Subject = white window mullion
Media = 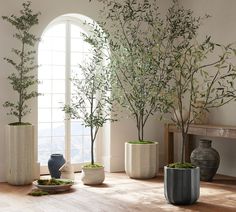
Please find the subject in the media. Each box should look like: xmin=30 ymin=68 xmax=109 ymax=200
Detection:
xmin=38 ymin=16 xmax=102 ymax=174
xmin=65 ymin=21 xmax=71 ymax=161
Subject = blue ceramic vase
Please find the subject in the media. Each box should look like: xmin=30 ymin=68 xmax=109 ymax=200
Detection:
xmin=48 ymin=154 xmax=66 ymax=178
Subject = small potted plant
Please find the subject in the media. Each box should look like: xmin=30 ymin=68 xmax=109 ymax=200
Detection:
xmin=163 ymin=1 xmax=236 ymax=205
xmin=95 ymin=0 xmax=171 ymax=179
xmin=2 ymin=1 xmax=41 ymax=185
xmin=63 ymin=23 xmax=115 ymax=185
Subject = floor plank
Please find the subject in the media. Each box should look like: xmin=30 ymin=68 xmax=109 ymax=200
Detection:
xmin=0 ymin=172 xmax=235 ymax=212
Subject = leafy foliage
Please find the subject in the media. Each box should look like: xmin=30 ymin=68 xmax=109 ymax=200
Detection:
xmin=164 ymin=1 xmax=236 ymax=163
xmin=128 ymin=140 xmax=154 ymax=144
xmin=63 ymin=23 xmax=116 ymax=165
xmin=28 ymin=189 xmax=49 ymax=196
xmin=2 ymin=1 xmax=41 ymax=124
xmin=82 ymin=163 xmax=104 ymax=169
xmin=97 ymin=0 xmax=172 ymax=141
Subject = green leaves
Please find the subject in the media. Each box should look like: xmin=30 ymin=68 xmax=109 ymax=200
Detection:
xmin=64 ymin=22 xmax=115 ymax=144
xmin=159 ymin=0 xmax=236 ymax=163
xmin=2 ymin=1 xmax=41 ymax=123
xmin=2 ymin=1 xmax=40 ymax=32
xmin=96 ymin=0 xmax=171 ymax=141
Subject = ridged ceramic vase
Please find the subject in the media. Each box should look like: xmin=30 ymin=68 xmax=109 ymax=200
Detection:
xmin=48 ymin=154 xmax=66 ymax=178
xmin=164 ymin=166 xmax=200 ymax=205
xmin=190 ymin=139 xmax=220 ymax=181
xmin=125 ymin=142 xmax=159 ymax=179
xmin=6 ymin=125 xmax=35 ymax=185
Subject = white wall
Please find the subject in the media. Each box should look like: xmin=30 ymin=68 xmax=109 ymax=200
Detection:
xmin=0 ymin=0 xmax=172 ymax=181
xmin=179 ymin=0 xmax=236 ymax=177
xmin=1 ymin=0 xmax=235 ymax=181
xmin=0 ymin=0 xmax=102 ymax=182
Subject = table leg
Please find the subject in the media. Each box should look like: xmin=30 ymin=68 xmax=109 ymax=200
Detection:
xmin=185 ymin=134 xmax=193 ymax=162
xmin=164 ymin=124 xmax=174 ymax=164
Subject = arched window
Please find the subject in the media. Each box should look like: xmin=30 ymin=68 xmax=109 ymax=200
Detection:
xmin=38 ymin=14 xmax=95 ymax=173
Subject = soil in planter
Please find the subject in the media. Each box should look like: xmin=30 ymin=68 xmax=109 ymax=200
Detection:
xmin=168 ymin=162 xmax=196 ymax=169
xmin=128 ymin=140 xmax=154 ymax=144
xmin=83 ymin=163 xmax=104 ymax=168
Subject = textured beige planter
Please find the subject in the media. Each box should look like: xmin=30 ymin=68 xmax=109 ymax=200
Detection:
xmin=6 ymin=125 xmax=35 ymax=185
xmin=81 ymin=166 xmax=105 ymax=185
xmin=125 ymin=142 xmax=159 ymax=179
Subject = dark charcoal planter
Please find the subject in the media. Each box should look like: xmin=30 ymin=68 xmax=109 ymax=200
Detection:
xmin=48 ymin=154 xmax=66 ymax=178
xmin=164 ymin=166 xmax=200 ymax=205
xmin=190 ymin=139 xmax=220 ymax=181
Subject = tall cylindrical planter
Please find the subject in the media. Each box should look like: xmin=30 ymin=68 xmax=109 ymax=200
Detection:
xmin=48 ymin=154 xmax=66 ymax=178
xmin=125 ymin=142 xmax=159 ymax=179
xmin=190 ymin=139 xmax=220 ymax=181
xmin=6 ymin=125 xmax=35 ymax=185
xmin=164 ymin=166 xmax=200 ymax=205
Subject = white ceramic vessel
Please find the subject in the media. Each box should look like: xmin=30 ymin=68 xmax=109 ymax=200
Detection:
xmin=81 ymin=166 xmax=105 ymax=185
xmin=125 ymin=142 xmax=159 ymax=179
xmin=59 ymin=161 xmax=75 ymax=180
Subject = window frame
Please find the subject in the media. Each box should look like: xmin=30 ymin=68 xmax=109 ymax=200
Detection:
xmin=38 ymin=15 xmax=98 ymax=174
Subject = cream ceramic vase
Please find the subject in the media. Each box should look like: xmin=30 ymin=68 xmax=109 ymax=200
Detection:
xmin=125 ymin=142 xmax=159 ymax=179
xmin=81 ymin=166 xmax=105 ymax=185
xmin=6 ymin=125 xmax=35 ymax=185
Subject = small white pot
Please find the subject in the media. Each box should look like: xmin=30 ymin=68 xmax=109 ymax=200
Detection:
xmin=125 ymin=142 xmax=159 ymax=179
xmin=6 ymin=125 xmax=35 ymax=185
xmin=81 ymin=166 xmax=105 ymax=185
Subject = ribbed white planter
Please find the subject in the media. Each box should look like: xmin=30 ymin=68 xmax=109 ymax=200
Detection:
xmin=6 ymin=125 xmax=35 ymax=185
xmin=125 ymin=142 xmax=159 ymax=179
xmin=81 ymin=166 xmax=105 ymax=185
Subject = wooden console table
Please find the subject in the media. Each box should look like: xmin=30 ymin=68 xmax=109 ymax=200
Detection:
xmin=164 ymin=123 xmax=236 ymax=164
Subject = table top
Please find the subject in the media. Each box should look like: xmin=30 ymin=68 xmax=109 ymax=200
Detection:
xmin=166 ymin=123 xmax=236 ymax=139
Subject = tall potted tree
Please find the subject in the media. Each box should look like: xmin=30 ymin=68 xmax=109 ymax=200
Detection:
xmin=2 ymin=1 xmax=41 ymax=185
xmin=64 ymin=23 xmax=115 ymax=185
xmin=163 ymin=1 xmax=236 ymax=204
xmin=95 ymin=0 xmax=171 ymax=179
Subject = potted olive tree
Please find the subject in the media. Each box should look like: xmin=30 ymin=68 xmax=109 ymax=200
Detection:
xmin=64 ymin=23 xmax=115 ymax=185
xmin=163 ymin=1 xmax=236 ymax=205
xmin=2 ymin=1 xmax=41 ymax=185
xmin=95 ymin=0 xmax=171 ymax=179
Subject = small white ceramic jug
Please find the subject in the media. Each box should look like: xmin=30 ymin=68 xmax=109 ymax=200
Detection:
xmin=59 ymin=161 xmax=75 ymax=180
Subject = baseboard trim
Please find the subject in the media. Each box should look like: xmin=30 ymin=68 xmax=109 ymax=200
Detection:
xmin=0 ymin=164 xmax=6 ymax=182
xmin=103 ymin=151 xmax=166 ymax=173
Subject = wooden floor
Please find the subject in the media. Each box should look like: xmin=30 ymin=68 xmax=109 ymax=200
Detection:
xmin=0 ymin=172 xmax=236 ymax=212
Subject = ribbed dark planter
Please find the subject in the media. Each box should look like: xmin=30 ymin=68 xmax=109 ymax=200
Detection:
xmin=48 ymin=154 xmax=66 ymax=178
xmin=164 ymin=166 xmax=200 ymax=205
xmin=191 ymin=139 xmax=220 ymax=181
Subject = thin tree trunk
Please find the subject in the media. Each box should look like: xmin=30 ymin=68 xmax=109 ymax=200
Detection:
xmin=181 ymin=133 xmax=186 ymax=164
xmin=137 ymin=115 xmax=141 ymax=141
xmin=90 ymin=90 xmax=94 ymax=165
xmin=91 ymin=138 xmax=94 ymax=165
xmin=141 ymin=114 xmax=144 ymax=141
xmin=138 ymin=127 xmax=141 ymax=141
xmin=19 ymin=41 xmax=25 ymax=124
